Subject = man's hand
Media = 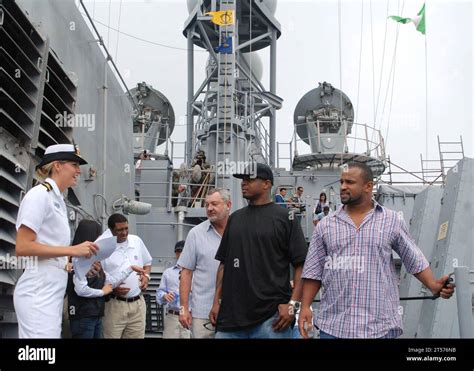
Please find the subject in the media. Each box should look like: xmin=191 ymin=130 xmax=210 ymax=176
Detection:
xmin=65 ymin=261 xmax=74 ymax=273
xmin=102 ymin=283 xmax=113 ymax=296
xmin=86 ymin=261 xmax=101 ymax=278
xmin=209 ymin=302 xmax=220 ymax=326
xmin=130 ymin=265 xmax=145 ymax=275
xmin=272 ymin=303 xmax=294 ymax=331
xmin=113 ymin=284 xmax=130 ymax=297
xmin=179 ymin=306 xmax=193 ymax=329
xmin=130 ymin=265 xmax=147 ymax=290
xmin=298 ymin=305 xmax=314 ymax=339
xmin=139 ymin=273 xmax=149 ymax=290
xmin=431 ymin=275 xmax=455 ymax=299
xmin=163 ymin=292 xmax=175 ymax=303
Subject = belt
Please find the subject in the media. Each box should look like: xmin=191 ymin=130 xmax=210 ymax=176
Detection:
xmin=111 ymin=294 xmax=141 ymax=303
xmin=168 ymin=309 xmax=180 ymax=315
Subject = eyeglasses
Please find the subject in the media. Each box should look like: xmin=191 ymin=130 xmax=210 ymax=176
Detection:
xmin=202 ymin=321 xmax=215 ymax=331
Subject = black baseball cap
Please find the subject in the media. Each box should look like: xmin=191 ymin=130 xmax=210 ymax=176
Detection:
xmin=174 ymin=240 xmax=185 ymax=252
xmin=233 ymin=162 xmax=274 ymax=185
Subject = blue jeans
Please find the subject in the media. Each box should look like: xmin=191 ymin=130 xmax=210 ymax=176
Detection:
xmin=319 ymin=330 xmax=338 ymax=339
xmin=215 ymin=312 xmax=292 ymax=339
xmin=319 ymin=329 xmax=400 ymax=339
xmin=291 ymin=324 xmax=302 ymax=339
xmin=70 ymin=317 xmax=103 ymax=339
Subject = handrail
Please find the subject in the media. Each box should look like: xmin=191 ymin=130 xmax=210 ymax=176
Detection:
xmin=277 ymin=121 xmax=387 ymax=171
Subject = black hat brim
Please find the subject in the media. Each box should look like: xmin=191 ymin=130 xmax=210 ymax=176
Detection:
xmin=36 ymin=152 xmax=88 ymax=170
xmin=233 ymin=173 xmax=253 ymax=179
xmin=233 ymin=173 xmax=273 ymax=184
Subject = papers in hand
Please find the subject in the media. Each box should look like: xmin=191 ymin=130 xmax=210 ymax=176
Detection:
xmin=73 ymin=234 xmax=117 ymax=279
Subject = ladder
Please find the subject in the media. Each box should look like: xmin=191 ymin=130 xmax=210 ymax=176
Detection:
xmin=215 ymin=0 xmax=236 ymax=189
xmin=437 ymin=135 xmax=465 ymax=183
xmin=420 ymin=136 xmax=464 ymax=185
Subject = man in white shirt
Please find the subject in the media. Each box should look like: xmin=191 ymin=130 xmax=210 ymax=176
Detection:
xmin=102 ymin=214 xmax=152 ymax=338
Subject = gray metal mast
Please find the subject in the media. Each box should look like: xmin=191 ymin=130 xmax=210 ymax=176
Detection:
xmin=183 ymin=0 xmax=282 ymax=208
xmin=215 ymin=0 xmax=236 ymax=193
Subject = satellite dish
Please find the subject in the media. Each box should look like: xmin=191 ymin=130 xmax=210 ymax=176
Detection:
xmin=129 ymin=82 xmax=175 ymax=152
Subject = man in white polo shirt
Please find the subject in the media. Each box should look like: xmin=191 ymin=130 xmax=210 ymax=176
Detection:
xmin=102 ymin=213 xmax=152 ymax=338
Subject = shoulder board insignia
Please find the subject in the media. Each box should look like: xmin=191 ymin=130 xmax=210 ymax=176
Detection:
xmin=41 ymin=182 xmax=53 ymax=192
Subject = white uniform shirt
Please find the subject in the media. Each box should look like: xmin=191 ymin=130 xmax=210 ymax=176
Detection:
xmin=14 ymin=177 xmax=70 ymax=338
xmin=102 ymin=234 xmax=152 ymax=298
xmin=16 ymin=177 xmax=70 ymax=268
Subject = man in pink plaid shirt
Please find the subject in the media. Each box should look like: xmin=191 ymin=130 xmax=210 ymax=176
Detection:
xmin=298 ymin=162 xmax=455 ymax=339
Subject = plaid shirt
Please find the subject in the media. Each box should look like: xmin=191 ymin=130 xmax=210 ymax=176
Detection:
xmin=302 ymin=201 xmax=429 ymax=338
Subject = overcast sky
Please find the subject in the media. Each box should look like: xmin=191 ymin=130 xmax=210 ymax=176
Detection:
xmin=80 ymin=0 xmax=472 ymax=174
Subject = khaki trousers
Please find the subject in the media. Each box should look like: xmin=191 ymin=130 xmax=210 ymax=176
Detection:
xmin=162 ymin=312 xmax=191 ymax=339
xmin=103 ymin=296 xmax=146 ymax=339
xmin=191 ymin=317 xmax=215 ymax=339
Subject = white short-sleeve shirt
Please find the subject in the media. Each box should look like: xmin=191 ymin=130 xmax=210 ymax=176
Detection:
xmin=102 ymin=234 xmax=152 ymax=298
xmin=14 ymin=177 xmax=70 ymax=338
xmin=177 ymin=219 xmax=221 ymax=319
xmin=16 ymin=177 xmax=70 ymax=267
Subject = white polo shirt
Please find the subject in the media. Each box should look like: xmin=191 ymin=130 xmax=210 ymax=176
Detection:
xmin=103 ymin=234 xmax=152 ymax=298
xmin=16 ymin=177 xmax=70 ymax=268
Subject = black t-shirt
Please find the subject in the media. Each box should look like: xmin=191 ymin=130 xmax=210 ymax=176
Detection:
xmin=215 ymin=202 xmax=308 ymax=332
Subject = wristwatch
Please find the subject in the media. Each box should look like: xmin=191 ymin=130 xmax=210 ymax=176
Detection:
xmin=143 ymin=273 xmax=151 ymax=280
xmin=288 ymin=300 xmax=301 ymax=311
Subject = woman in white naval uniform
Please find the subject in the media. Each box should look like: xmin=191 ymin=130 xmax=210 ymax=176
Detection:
xmin=14 ymin=144 xmax=98 ymax=338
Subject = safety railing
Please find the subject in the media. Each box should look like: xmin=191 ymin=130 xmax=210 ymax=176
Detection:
xmin=135 ymin=164 xmax=216 ymax=210
xmin=170 ymin=140 xmax=187 ymax=168
xmin=296 ymin=120 xmax=385 ymax=159
xmin=277 ymin=121 xmax=386 ymax=171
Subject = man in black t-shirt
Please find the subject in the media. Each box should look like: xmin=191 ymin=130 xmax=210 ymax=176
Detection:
xmin=209 ymin=162 xmax=308 ymax=338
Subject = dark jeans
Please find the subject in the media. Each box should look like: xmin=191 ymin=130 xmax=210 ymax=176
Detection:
xmin=70 ymin=316 xmax=103 ymax=339
xmin=320 ymin=329 xmax=400 ymax=339
xmin=215 ymin=312 xmax=292 ymax=339
xmin=319 ymin=330 xmax=338 ymax=339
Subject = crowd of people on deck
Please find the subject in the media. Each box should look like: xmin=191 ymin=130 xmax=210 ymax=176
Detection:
xmin=13 ymin=144 xmax=455 ymax=339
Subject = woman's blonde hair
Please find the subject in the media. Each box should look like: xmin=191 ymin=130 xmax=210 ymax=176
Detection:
xmin=35 ymin=162 xmax=56 ymax=182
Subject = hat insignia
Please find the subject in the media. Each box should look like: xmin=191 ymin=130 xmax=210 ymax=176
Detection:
xmin=74 ymin=145 xmax=81 ymax=156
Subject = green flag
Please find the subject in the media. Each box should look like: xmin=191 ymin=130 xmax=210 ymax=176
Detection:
xmin=389 ymin=3 xmax=425 ymax=35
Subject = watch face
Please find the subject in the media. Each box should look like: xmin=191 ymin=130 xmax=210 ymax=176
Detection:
xmin=289 ymin=301 xmax=301 ymax=311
